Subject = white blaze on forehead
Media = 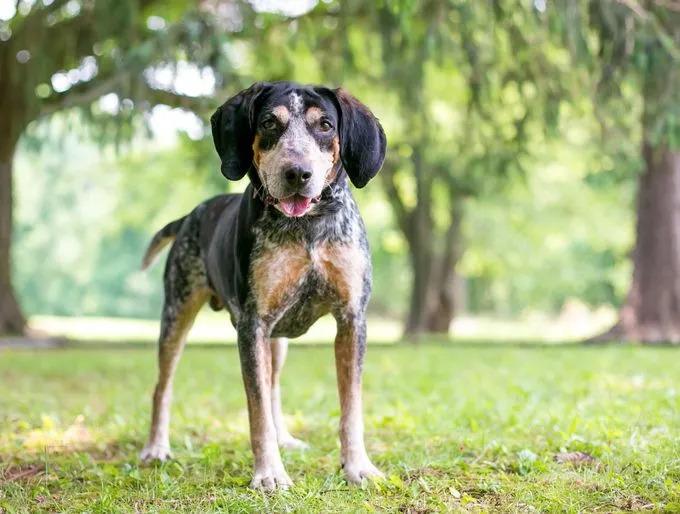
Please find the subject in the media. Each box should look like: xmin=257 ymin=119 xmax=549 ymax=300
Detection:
xmin=289 ymin=92 xmax=304 ymax=115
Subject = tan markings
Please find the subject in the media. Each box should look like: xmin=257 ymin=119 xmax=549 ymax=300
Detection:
xmin=335 ymin=323 xmax=360 ymax=419
xmin=244 ymin=326 xmax=292 ymax=490
xmin=209 ymin=295 xmax=223 ymax=311
xmin=333 ymin=323 xmax=365 ymax=470
xmin=141 ymin=289 xmax=209 ymax=462
xmin=246 ymin=324 xmax=273 ymax=457
xmin=325 ymin=136 xmax=341 ymax=184
xmin=252 ymin=134 xmax=261 ymax=167
xmin=316 ymin=243 xmax=365 ymax=309
xmin=252 ymin=244 xmax=311 ymax=315
xmin=332 ymin=136 xmax=340 ymax=165
xmin=305 ymin=106 xmax=323 ymax=124
xmin=334 ymin=318 xmax=383 ymax=482
xmin=141 ymin=236 xmax=175 ymax=271
xmin=272 ymin=105 xmax=290 ymax=125
xmin=336 ymin=88 xmax=373 ymax=117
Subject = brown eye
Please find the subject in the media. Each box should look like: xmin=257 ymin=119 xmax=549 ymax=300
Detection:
xmin=262 ymin=119 xmax=277 ymax=131
xmin=319 ymin=120 xmax=332 ymax=132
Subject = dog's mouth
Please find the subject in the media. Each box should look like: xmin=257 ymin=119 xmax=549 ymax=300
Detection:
xmin=275 ymin=194 xmax=321 ymax=217
xmin=271 ymin=194 xmax=321 ymax=218
xmin=256 ymin=185 xmax=322 ymax=217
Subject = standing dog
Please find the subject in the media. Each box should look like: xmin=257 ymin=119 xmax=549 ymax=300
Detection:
xmin=139 ymin=82 xmax=386 ymax=490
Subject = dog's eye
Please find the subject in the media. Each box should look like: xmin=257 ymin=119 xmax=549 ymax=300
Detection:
xmin=261 ymin=119 xmax=277 ymax=131
xmin=319 ymin=120 xmax=333 ymax=132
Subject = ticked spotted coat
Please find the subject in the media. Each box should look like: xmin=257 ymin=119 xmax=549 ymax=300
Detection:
xmin=139 ymin=82 xmax=387 ymax=491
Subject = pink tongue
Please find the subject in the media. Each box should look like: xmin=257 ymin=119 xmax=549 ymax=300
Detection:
xmin=279 ymin=195 xmax=311 ymax=216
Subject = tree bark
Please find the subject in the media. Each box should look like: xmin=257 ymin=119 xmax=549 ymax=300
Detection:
xmin=404 ymin=146 xmax=434 ymax=337
xmin=424 ymin=200 xmax=464 ymax=333
xmin=0 ymin=133 xmax=27 ymax=336
xmin=382 ymin=151 xmax=465 ymax=340
xmin=590 ymin=142 xmax=680 ymax=343
xmin=402 ymin=161 xmax=465 ymax=337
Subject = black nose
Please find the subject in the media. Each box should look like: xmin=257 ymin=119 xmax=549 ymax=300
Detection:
xmin=283 ymin=164 xmax=312 ymax=187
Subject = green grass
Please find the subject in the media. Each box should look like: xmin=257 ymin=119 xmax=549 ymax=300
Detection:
xmin=1 ymin=344 xmax=679 ymax=512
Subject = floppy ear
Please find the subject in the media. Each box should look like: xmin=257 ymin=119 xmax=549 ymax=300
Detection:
xmin=210 ymin=83 xmax=268 ymax=181
xmin=323 ymin=88 xmax=387 ymax=188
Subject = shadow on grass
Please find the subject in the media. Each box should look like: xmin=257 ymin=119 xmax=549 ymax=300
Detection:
xmin=1 ymin=434 xmax=255 ymax=486
xmin=0 ymin=436 xmax=140 ymax=484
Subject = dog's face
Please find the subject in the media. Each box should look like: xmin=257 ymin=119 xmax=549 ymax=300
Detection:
xmin=211 ymin=82 xmax=386 ymax=217
xmin=252 ymin=88 xmax=341 ymax=216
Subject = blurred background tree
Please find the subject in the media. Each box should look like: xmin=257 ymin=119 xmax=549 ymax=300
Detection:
xmin=550 ymin=0 xmax=680 ymax=343
xmin=244 ymin=0 xmax=614 ymax=337
xmin=3 ymin=0 xmax=677 ymax=343
xmin=0 ymin=0 xmax=235 ymax=334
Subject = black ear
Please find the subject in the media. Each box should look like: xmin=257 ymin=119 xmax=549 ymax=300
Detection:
xmin=320 ymin=88 xmax=386 ymax=188
xmin=210 ymin=83 xmax=269 ymax=181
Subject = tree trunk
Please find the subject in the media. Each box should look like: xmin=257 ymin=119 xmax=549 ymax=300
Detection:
xmin=0 ymin=133 xmax=27 ymax=336
xmin=404 ymin=146 xmax=434 ymax=337
xmin=591 ymin=142 xmax=680 ymax=343
xmin=403 ymin=234 xmax=432 ymax=338
xmin=380 ymin=150 xmax=464 ymax=340
xmin=403 ymin=158 xmax=465 ymax=338
xmin=424 ymin=200 xmax=464 ymax=333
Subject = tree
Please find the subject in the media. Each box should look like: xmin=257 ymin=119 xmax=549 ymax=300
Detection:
xmin=0 ymin=0 xmax=231 ymax=335
xmin=248 ymin=0 xmax=571 ymax=337
xmin=554 ymin=0 xmax=680 ymax=342
xmin=308 ymin=1 xmax=565 ymax=336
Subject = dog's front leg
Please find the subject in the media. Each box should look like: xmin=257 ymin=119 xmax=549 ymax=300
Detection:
xmin=237 ymin=317 xmax=291 ymax=491
xmin=334 ymin=314 xmax=384 ymax=484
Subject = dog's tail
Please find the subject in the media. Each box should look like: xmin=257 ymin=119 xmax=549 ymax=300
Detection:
xmin=141 ymin=215 xmax=188 ymax=271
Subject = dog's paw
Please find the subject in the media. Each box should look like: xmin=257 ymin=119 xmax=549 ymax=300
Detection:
xmin=139 ymin=442 xmax=173 ymax=463
xmin=278 ymin=434 xmax=309 ymax=451
xmin=250 ymin=465 xmax=293 ymax=492
xmin=343 ymin=456 xmax=385 ymax=484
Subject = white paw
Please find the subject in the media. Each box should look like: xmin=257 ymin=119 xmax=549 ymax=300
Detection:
xmin=278 ymin=434 xmax=309 ymax=451
xmin=250 ymin=464 xmax=293 ymax=491
xmin=140 ymin=442 xmax=173 ymax=463
xmin=343 ymin=456 xmax=385 ymax=484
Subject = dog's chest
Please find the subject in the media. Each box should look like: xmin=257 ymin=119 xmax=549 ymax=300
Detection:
xmin=250 ymin=241 xmax=366 ymax=337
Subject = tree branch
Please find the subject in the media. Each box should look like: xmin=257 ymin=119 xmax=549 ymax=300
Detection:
xmin=39 ymin=70 xmax=213 ymax=118
xmin=132 ymin=80 xmax=213 ymax=113
xmin=39 ymin=71 xmax=131 ymax=117
xmin=9 ymin=0 xmax=69 ymax=32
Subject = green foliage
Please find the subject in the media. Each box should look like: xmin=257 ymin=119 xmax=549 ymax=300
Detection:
xmin=13 ymin=120 xmax=225 ymax=319
xmin=548 ymin=0 xmax=680 ymax=148
xmin=13 ymin=111 xmax=635 ymax=319
xmin=1 ymin=344 xmax=680 ymax=511
xmin=8 ymin=0 xmax=657 ymax=322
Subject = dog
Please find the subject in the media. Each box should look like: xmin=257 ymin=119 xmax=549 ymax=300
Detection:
xmin=139 ymin=82 xmax=386 ymax=491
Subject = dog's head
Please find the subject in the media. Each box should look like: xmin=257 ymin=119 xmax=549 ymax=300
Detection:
xmin=210 ymin=82 xmax=386 ymax=217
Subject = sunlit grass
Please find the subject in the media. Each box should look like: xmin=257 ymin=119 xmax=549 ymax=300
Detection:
xmin=28 ymin=304 xmax=617 ymax=344
xmin=29 ymin=312 xmax=401 ymax=344
xmin=1 ymin=344 xmax=679 ymax=512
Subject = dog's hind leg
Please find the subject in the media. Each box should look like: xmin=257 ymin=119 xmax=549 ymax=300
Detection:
xmin=140 ymin=289 xmax=208 ymax=462
xmin=270 ymin=337 xmax=309 ymax=450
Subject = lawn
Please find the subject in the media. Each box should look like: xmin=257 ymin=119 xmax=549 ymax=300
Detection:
xmin=1 ymin=344 xmax=679 ymax=512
